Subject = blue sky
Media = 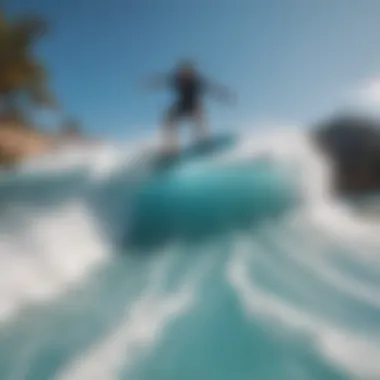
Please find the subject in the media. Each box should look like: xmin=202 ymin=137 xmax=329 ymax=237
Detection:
xmin=6 ymin=0 xmax=380 ymax=139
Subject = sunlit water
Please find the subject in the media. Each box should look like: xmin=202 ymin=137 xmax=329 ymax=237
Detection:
xmin=0 ymin=130 xmax=379 ymax=380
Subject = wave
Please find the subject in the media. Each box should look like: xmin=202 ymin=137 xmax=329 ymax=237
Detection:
xmin=1 ymin=127 xmax=380 ymax=380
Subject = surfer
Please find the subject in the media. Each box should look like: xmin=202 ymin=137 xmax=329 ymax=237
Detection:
xmin=146 ymin=60 xmax=233 ymax=155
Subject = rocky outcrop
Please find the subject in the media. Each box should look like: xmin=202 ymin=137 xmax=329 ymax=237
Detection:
xmin=0 ymin=122 xmax=99 ymax=168
xmin=313 ymin=114 xmax=380 ymax=195
xmin=0 ymin=124 xmax=54 ymax=168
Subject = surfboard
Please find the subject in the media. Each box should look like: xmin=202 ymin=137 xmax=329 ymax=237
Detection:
xmin=153 ymin=133 xmax=235 ymax=170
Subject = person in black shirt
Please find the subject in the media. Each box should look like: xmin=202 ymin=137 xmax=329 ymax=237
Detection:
xmin=147 ymin=60 xmax=233 ymax=155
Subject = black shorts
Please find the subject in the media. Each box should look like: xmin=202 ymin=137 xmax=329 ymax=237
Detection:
xmin=167 ymin=100 xmax=200 ymax=122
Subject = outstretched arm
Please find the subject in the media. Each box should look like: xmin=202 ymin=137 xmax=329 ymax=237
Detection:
xmin=204 ymin=79 xmax=235 ymax=104
xmin=144 ymin=74 xmax=170 ymax=90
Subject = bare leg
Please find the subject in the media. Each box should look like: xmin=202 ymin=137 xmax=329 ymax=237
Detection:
xmin=162 ymin=112 xmax=180 ymax=156
xmin=192 ymin=106 xmax=210 ymax=145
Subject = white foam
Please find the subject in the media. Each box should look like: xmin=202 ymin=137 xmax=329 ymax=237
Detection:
xmin=227 ymin=237 xmax=380 ymax=379
xmin=225 ymin=130 xmax=380 ymax=378
xmin=17 ymin=142 xmax=132 ymax=179
xmin=272 ymin=225 xmax=380 ymax=309
xmin=281 ymin=130 xmax=380 ymax=249
xmin=55 ymin=247 xmax=204 ymax=380
xmin=0 ymin=200 xmax=108 ymax=322
xmin=319 ymin=330 xmax=380 ymax=379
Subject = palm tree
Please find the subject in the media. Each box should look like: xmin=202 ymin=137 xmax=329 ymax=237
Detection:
xmin=0 ymin=10 xmax=56 ymax=126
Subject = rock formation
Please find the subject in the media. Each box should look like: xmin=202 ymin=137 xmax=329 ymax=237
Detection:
xmin=313 ymin=114 xmax=380 ymax=195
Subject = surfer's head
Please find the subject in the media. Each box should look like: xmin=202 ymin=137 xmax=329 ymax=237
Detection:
xmin=177 ymin=59 xmax=196 ymax=78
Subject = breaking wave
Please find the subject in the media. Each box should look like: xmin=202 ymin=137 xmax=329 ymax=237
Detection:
xmin=0 ymin=128 xmax=379 ymax=380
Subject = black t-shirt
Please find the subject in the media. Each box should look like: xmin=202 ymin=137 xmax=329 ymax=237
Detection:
xmin=171 ymin=73 xmax=206 ymax=105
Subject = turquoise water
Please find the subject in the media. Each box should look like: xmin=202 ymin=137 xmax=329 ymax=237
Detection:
xmin=0 ymin=133 xmax=379 ymax=380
